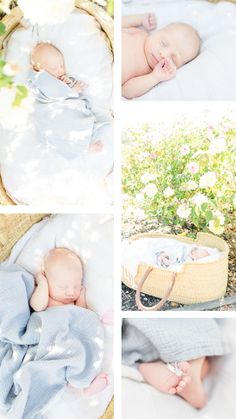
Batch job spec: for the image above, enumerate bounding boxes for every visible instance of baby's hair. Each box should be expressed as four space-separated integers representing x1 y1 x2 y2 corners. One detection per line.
167 22 201 62
31 42 62 69
44 247 84 282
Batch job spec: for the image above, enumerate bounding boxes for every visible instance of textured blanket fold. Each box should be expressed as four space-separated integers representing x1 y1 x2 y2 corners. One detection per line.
122 319 230 366
0 265 104 419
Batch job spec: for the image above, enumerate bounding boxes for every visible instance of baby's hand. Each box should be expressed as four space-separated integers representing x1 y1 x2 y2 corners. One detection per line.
73 80 87 93
89 140 104 153
142 13 157 32
152 58 176 83
35 272 47 285
59 75 71 84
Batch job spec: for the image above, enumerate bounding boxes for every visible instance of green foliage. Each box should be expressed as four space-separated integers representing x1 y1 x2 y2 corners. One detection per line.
107 0 114 16
0 22 5 35
122 119 236 235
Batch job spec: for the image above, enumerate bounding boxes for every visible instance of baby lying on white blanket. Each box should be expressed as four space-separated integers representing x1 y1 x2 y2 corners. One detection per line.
29 42 104 153
30 247 108 397
122 13 200 98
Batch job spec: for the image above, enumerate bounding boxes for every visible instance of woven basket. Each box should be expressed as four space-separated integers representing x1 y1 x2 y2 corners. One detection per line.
0 0 113 205
0 213 114 418
122 231 229 310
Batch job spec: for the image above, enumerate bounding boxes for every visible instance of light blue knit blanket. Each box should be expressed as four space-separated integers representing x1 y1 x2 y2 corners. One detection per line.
0 265 104 419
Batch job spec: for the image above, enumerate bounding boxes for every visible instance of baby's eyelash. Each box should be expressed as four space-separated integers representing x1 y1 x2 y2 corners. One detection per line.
161 41 167 48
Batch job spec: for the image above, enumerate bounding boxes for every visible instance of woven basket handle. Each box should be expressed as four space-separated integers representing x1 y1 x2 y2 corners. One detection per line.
135 267 177 311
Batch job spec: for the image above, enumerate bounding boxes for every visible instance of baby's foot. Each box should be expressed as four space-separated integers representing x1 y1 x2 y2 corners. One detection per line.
179 357 208 409
83 372 109 396
139 357 208 409
89 140 104 153
139 360 191 396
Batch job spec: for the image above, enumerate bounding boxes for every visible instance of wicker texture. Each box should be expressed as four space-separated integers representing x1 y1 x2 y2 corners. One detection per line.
0 0 113 205
122 232 229 305
0 214 113 418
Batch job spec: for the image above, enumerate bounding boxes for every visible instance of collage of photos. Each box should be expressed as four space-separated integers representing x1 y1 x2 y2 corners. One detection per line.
0 1 235 419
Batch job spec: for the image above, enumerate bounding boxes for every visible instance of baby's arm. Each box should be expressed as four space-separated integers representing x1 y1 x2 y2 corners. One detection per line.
30 272 49 312
60 75 87 93
75 285 87 309
122 58 176 99
122 13 156 31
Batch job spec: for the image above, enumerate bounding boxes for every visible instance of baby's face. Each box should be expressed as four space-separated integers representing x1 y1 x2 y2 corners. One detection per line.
190 248 209 261
145 23 200 70
44 249 83 303
32 43 66 79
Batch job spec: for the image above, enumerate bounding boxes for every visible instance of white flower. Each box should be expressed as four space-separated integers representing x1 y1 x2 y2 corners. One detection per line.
192 193 209 206
185 180 198 191
180 144 190 156
18 0 74 26
143 183 157 198
187 162 199 174
0 87 34 129
2 63 20 77
209 138 227 155
209 213 225 235
163 187 174 198
133 208 146 219
141 173 156 184
199 172 217 188
135 193 144 203
177 204 191 220
0 0 11 14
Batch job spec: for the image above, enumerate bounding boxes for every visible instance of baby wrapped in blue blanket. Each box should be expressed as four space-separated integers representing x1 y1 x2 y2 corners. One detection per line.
28 42 105 157
0 249 108 419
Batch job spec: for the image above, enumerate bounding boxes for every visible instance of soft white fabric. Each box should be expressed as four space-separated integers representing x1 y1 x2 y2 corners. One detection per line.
122 319 236 419
5 10 113 110
1 10 113 205
1 214 113 419
123 237 221 275
122 0 236 100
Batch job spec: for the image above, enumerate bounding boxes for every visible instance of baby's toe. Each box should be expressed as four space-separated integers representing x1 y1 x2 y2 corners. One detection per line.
179 380 186 388
178 361 191 375
176 385 184 394
168 387 177 394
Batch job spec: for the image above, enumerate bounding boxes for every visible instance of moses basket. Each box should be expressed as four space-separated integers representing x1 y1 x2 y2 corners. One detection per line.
0 0 113 205
0 214 114 419
122 231 229 311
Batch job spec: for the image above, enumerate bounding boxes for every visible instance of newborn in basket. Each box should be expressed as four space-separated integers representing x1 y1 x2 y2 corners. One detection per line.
28 42 104 154
30 247 108 396
122 13 201 98
155 246 213 271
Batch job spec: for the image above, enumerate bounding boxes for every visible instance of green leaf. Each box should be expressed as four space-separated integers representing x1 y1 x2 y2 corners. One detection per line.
0 23 6 36
12 84 29 107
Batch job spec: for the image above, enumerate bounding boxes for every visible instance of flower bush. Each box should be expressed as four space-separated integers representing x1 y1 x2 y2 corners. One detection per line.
122 119 236 235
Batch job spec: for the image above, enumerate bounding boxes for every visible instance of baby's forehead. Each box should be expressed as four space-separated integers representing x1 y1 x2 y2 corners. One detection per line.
32 43 62 59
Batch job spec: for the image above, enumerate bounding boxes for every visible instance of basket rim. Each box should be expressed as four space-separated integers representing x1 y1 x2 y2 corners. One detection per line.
0 0 114 52
125 231 229 272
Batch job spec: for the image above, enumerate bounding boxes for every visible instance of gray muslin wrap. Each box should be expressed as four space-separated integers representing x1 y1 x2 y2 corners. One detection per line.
0 264 104 419
122 318 230 366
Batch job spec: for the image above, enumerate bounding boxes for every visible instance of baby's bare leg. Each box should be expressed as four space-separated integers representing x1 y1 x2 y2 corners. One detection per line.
83 372 109 396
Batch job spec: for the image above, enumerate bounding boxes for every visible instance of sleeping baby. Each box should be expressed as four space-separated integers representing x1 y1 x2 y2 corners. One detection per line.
29 42 103 153
30 247 108 395
122 13 201 99
30 247 86 311
31 42 86 94
155 247 210 269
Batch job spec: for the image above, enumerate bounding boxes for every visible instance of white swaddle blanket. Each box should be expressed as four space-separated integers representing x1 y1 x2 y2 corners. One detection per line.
123 237 220 274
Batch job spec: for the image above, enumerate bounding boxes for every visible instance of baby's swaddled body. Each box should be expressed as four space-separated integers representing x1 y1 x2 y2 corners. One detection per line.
28 42 104 155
